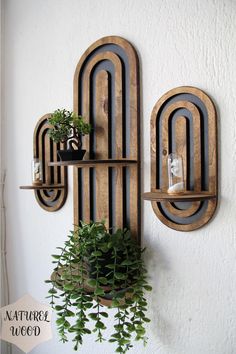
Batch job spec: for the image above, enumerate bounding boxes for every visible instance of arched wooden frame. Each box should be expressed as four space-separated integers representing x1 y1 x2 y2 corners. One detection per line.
33 114 68 211
73 36 140 241
149 86 218 231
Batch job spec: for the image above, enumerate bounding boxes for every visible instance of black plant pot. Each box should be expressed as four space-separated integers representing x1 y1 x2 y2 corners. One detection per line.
57 149 86 161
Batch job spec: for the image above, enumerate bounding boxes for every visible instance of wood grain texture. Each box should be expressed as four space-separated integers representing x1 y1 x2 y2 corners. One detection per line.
73 36 140 239
48 159 137 167
20 185 65 190
95 71 109 227
149 86 217 231
33 114 68 212
143 191 216 201
162 116 201 218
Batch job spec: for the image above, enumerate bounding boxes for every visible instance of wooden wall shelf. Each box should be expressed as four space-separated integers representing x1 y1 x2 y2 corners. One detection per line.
20 114 68 212
20 185 65 190
143 191 216 202
48 159 138 167
73 36 141 244
144 86 218 231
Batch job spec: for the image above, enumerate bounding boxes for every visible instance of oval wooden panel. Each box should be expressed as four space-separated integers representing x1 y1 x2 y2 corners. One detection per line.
33 114 68 211
73 36 140 241
150 86 217 231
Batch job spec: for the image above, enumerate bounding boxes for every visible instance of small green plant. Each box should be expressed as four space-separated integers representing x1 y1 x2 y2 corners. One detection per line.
46 221 152 353
47 109 91 150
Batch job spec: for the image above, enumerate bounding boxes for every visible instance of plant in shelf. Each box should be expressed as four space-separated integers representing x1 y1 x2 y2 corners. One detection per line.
47 109 91 161
46 221 152 353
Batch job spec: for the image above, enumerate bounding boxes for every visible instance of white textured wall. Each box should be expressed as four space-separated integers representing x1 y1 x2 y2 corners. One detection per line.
3 1 236 353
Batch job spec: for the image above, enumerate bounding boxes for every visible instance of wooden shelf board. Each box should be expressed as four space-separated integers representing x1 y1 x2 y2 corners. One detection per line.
143 191 216 202
48 158 138 167
20 184 65 190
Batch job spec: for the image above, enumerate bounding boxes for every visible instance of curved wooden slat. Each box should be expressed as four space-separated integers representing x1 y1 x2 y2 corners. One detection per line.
161 105 201 217
33 114 68 212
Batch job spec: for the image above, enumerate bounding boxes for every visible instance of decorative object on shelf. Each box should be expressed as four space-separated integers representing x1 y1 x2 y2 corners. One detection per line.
31 158 43 186
47 109 91 161
20 114 68 211
46 221 151 353
73 36 140 239
143 86 218 231
167 153 185 194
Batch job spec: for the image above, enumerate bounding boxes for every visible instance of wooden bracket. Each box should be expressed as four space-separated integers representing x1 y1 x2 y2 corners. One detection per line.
144 86 218 231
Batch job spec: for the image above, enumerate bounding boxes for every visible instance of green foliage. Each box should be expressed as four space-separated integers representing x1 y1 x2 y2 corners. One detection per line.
47 109 91 149
46 221 152 353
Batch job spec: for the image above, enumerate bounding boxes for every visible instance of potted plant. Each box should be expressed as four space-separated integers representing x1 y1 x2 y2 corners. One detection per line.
46 221 152 353
47 109 91 161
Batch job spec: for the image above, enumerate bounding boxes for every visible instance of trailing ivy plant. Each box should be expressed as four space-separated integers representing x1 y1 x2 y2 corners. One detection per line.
46 221 152 353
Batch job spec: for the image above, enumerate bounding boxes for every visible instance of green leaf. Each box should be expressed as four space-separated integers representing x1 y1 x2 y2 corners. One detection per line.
94 287 105 296
114 324 123 330
56 318 65 326
144 285 152 291
84 302 93 309
98 277 108 285
115 291 126 299
87 279 97 287
54 305 64 311
114 272 127 280
83 328 91 334
100 312 108 318
63 284 74 291
48 288 57 294
121 259 133 266
114 312 122 319
64 320 71 329
65 310 75 317
111 299 120 307
105 264 116 269
111 333 121 339
88 313 98 320
92 250 102 257
74 321 85 329
95 321 106 329
143 317 151 322
52 254 61 259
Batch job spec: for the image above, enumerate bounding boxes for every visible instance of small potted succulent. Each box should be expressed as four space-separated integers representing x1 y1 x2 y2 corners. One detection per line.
47 109 91 161
46 221 152 353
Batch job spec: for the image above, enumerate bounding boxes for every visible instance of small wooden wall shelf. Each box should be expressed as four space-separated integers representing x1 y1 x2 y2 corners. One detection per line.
144 86 218 231
20 184 65 190
20 114 68 212
143 191 216 202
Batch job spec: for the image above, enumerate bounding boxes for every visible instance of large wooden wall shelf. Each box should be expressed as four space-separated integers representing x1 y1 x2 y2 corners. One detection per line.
143 191 216 202
48 159 137 167
73 35 140 248
20 184 65 190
